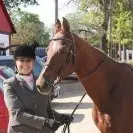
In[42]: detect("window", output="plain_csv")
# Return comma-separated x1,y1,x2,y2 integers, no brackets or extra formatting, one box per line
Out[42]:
129,53,132,60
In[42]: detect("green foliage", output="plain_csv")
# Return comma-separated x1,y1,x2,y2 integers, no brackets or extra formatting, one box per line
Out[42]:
112,2,133,46
71,0,133,49
3,0,38,9
65,12,83,33
11,10,50,46
65,5,103,46
72,0,112,51
79,0,100,11
11,10,40,25
81,11,103,45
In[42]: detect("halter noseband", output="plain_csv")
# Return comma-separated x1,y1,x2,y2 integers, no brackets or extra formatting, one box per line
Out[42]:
44,35,76,82
50,36,74,43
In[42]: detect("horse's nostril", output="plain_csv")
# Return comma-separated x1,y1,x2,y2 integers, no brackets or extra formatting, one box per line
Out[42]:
36,81,52,95
44,82,49,88
36,85,40,89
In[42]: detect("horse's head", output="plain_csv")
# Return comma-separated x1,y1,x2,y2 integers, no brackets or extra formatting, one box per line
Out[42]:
36,17,77,95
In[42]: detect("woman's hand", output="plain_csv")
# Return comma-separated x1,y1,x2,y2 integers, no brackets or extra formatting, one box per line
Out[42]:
60,114,74,125
43,118,63,131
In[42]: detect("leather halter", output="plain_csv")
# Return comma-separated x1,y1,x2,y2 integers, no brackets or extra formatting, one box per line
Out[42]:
50,36,107,83
44,35,76,83
80,55,107,82
44,34,107,83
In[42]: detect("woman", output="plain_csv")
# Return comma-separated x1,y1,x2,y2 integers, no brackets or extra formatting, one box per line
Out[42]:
4,45,73,133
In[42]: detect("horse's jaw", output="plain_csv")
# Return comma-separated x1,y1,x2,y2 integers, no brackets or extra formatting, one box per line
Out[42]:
59,65,77,80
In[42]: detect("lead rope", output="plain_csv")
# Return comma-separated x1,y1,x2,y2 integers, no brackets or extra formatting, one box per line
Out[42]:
62,92,87,133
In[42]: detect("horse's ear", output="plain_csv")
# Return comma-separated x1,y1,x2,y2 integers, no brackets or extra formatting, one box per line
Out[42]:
61,17,70,33
54,19,61,34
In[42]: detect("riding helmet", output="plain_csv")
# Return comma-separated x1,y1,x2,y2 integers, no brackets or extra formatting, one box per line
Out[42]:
14,45,36,59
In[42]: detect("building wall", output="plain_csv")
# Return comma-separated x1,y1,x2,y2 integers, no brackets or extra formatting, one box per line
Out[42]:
120,50,133,62
0,33,9,55
0,4,12,33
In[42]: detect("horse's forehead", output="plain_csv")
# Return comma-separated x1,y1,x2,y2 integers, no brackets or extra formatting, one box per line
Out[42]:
50,33,64,51
50,40,61,53
52,41,58,51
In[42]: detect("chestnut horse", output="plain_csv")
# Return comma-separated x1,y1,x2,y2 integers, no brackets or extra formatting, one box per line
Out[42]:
36,17,133,133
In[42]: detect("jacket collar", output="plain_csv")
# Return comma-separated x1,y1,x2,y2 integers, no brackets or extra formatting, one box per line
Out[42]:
15,74,37,93
16,73,38,81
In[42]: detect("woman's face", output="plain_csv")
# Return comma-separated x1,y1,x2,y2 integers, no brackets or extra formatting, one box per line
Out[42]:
15,57,35,75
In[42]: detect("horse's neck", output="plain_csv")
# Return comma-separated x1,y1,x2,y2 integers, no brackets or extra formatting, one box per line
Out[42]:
74,35,111,113
75,35,105,79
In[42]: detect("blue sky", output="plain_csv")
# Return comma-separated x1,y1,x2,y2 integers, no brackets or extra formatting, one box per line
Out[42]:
24,0,76,27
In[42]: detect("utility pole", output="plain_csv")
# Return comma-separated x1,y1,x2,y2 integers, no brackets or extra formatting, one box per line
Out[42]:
55,0,58,23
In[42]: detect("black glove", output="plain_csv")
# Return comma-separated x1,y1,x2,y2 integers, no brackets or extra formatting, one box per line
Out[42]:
44,118,63,131
60,114,74,125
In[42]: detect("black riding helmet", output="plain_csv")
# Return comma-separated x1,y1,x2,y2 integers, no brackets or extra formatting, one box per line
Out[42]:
14,45,36,60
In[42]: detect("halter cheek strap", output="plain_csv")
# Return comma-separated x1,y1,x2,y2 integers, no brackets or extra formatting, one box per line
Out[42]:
45,34,77,81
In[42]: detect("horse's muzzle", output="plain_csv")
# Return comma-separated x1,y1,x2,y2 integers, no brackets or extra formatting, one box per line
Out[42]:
36,84,52,95
36,77,54,95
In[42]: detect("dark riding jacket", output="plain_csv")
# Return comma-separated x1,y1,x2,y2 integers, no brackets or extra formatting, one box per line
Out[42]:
4,74,61,133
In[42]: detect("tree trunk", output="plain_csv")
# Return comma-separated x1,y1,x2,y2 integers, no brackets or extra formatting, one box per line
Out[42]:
123,45,127,61
100,0,111,54
108,0,113,57
118,43,122,61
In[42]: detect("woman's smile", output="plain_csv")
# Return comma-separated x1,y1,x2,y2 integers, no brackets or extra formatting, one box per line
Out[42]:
15,57,34,75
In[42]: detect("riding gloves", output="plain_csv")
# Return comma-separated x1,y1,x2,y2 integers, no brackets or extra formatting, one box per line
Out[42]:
59,114,74,125
43,118,63,131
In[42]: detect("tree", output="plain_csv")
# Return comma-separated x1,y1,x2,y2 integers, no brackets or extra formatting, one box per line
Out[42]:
112,1,133,60
65,12,83,33
65,10,103,46
80,0,113,53
67,0,133,59
66,0,113,53
3,0,38,10
11,10,50,46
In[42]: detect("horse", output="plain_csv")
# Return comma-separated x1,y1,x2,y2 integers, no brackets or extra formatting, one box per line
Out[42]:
36,17,133,133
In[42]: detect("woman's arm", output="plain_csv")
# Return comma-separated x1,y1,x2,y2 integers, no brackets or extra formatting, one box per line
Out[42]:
47,96,64,121
4,81,45,130
47,95,74,125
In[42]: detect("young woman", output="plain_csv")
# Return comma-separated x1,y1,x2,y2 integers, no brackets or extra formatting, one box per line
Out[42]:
4,45,73,133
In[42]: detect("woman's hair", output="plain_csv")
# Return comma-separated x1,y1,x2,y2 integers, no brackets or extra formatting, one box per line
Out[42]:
14,45,36,60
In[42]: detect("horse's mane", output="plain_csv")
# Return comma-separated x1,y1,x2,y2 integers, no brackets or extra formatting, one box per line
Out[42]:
72,33,107,56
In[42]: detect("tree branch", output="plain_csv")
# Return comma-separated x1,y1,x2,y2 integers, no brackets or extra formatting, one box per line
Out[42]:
97,0,104,6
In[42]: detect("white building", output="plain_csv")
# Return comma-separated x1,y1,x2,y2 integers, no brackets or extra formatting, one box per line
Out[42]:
0,0,16,55
120,50,133,62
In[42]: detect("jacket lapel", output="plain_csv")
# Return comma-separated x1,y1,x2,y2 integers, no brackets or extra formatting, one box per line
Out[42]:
15,74,36,93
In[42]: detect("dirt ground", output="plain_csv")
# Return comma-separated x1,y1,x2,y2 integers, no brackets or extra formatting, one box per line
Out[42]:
52,80,100,133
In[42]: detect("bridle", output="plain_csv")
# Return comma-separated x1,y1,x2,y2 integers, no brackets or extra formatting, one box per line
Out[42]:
80,55,107,83
44,34,77,84
45,34,107,84
51,35,76,66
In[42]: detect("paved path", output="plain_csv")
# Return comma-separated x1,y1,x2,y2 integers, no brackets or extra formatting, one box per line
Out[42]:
52,81,100,133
